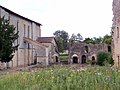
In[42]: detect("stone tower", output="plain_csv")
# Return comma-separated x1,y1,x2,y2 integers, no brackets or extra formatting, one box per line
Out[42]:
112,0,120,67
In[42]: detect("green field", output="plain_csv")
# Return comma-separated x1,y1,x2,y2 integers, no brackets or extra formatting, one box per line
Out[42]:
0,65,120,90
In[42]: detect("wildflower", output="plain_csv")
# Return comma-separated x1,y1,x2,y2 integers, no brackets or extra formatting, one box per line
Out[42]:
80,68,87,71
31,70,34,72
52,76,54,79
97,72,102,75
6,72,9,74
76,69,80,72
106,75,112,78
50,70,53,72
21,72,24,75
72,70,75,72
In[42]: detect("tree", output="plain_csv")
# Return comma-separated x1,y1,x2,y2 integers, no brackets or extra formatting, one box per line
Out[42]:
69,33,77,46
83,36,103,44
76,33,83,41
83,38,96,44
0,16,19,63
93,36,103,44
69,33,83,46
53,30,69,50
102,34,112,44
55,36,64,53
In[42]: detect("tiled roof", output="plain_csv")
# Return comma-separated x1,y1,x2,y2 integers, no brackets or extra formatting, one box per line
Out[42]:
36,37,55,43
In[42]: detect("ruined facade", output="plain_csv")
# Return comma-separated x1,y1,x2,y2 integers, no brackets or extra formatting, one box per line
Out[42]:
112,0,120,67
0,6,58,68
69,42,111,64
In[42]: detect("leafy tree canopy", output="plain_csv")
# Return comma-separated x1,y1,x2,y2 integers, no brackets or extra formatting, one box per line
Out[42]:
55,36,64,53
54,30,69,50
102,34,112,44
83,38,96,44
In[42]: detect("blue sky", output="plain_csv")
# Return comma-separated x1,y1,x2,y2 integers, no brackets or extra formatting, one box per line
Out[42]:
0,0,113,38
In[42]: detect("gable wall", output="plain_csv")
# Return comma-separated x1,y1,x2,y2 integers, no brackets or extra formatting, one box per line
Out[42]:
0,7,41,68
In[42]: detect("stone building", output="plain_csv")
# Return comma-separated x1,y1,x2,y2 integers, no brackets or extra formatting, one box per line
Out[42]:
0,5,58,68
112,0,120,67
36,37,59,65
69,42,111,64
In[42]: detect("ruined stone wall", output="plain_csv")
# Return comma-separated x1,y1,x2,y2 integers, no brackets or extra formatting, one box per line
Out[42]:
69,42,110,64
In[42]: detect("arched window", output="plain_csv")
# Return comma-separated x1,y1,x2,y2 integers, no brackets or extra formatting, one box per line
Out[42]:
117,27,119,38
82,55,86,64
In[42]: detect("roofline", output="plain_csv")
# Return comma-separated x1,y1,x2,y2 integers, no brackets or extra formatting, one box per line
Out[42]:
0,5,42,26
38,37,57,43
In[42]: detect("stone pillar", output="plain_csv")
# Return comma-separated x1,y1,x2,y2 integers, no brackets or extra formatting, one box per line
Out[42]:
45,48,49,66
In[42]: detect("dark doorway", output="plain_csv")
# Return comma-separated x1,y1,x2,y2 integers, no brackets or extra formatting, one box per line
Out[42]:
91,56,95,65
73,57,78,63
92,56,95,60
34,54,37,64
82,55,86,64
56,56,58,62
108,46,111,52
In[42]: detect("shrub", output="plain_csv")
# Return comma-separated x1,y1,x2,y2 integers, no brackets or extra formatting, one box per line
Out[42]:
107,53,114,66
97,51,114,66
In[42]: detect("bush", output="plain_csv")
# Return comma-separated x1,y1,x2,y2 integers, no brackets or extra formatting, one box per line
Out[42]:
107,53,114,66
97,51,114,66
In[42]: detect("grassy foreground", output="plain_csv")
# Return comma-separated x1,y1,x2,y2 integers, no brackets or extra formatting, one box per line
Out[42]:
0,65,120,90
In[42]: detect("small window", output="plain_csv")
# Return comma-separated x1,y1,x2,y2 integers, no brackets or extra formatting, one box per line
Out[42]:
118,56,119,67
24,24,26,37
17,21,19,31
117,27,119,38
85,46,88,53
17,21,19,45
8,16,10,21
28,26,30,38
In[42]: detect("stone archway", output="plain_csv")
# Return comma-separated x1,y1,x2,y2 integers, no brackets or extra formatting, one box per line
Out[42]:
72,54,78,63
81,55,86,64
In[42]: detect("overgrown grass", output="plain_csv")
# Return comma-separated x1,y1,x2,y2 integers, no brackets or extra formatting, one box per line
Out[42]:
0,66,120,90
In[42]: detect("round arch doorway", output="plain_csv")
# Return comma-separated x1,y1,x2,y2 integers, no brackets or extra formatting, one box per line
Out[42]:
81,55,86,64
72,54,78,64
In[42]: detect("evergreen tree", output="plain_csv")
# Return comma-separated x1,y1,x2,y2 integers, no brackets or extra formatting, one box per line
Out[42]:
0,16,19,63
